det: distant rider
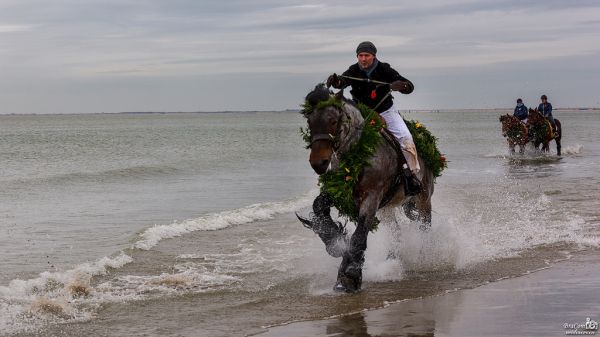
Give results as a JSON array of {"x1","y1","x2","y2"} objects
[
  {"x1": 538, "y1": 94, "x2": 557, "y2": 135},
  {"x1": 513, "y1": 98, "x2": 528, "y2": 123},
  {"x1": 326, "y1": 41, "x2": 421, "y2": 196}
]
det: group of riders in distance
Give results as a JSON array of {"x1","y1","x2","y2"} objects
[{"x1": 500, "y1": 94, "x2": 562, "y2": 156}]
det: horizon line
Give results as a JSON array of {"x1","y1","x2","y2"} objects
[{"x1": 1, "y1": 107, "x2": 599, "y2": 116}]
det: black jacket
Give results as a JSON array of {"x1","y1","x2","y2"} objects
[{"x1": 339, "y1": 61, "x2": 413, "y2": 113}]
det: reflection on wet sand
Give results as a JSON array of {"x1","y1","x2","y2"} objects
[{"x1": 258, "y1": 252, "x2": 600, "y2": 337}]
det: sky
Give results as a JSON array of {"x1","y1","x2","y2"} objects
[{"x1": 1, "y1": 0, "x2": 599, "y2": 114}]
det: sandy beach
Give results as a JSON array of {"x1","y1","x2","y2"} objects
[{"x1": 257, "y1": 251, "x2": 600, "y2": 337}]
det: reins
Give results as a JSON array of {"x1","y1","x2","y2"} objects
[
  {"x1": 338, "y1": 75, "x2": 391, "y2": 86},
  {"x1": 336, "y1": 75, "x2": 393, "y2": 113}
]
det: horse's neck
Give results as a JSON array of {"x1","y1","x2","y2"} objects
[{"x1": 336, "y1": 104, "x2": 364, "y2": 154}]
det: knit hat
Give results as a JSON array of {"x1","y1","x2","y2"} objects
[{"x1": 356, "y1": 41, "x2": 377, "y2": 56}]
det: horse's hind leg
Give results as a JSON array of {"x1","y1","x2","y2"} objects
[
  {"x1": 556, "y1": 139, "x2": 561, "y2": 156},
  {"x1": 409, "y1": 175, "x2": 433, "y2": 230},
  {"x1": 402, "y1": 199, "x2": 419, "y2": 222}
]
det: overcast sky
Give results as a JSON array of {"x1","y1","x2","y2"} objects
[{"x1": 1, "y1": 0, "x2": 599, "y2": 114}]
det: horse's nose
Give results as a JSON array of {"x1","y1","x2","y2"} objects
[{"x1": 310, "y1": 159, "x2": 330, "y2": 175}]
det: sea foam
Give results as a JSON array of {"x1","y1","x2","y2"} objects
[{"x1": 133, "y1": 189, "x2": 318, "y2": 250}]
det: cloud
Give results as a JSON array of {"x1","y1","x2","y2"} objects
[
  {"x1": 1, "y1": 0, "x2": 599, "y2": 113},
  {"x1": 0, "y1": 24, "x2": 32, "y2": 33}
]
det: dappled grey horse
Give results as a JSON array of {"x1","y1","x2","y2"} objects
[{"x1": 298, "y1": 85, "x2": 434, "y2": 292}]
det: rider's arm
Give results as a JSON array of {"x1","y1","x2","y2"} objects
[{"x1": 384, "y1": 64, "x2": 414, "y2": 94}]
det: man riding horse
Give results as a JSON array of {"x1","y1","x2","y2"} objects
[
  {"x1": 326, "y1": 41, "x2": 422, "y2": 196},
  {"x1": 537, "y1": 94, "x2": 557, "y2": 137}
]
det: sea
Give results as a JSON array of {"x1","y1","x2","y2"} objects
[{"x1": 0, "y1": 109, "x2": 598, "y2": 336}]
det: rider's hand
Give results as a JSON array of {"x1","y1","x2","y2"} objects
[
  {"x1": 326, "y1": 73, "x2": 341, "y2": 88},
  {"x1": 391, "y1": 80, "x2": 413, "y2": 94}
]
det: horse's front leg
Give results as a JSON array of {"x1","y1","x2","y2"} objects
[{"x1": 334, "y1": 196, "x2": 379, "y2": 293}]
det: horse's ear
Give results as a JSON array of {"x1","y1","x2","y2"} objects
[{"x1": 334, "y1": 88, "x2": 345, "y2": 100}]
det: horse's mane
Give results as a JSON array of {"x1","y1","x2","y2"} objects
[{"x1": 304, "y1": 84, "x2": 356, "y2": 113}]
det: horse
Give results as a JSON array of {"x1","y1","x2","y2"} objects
[
  {"x1": 298, "y1": 85, "x2": 435, "y2": 293},
  {"x1": 499, "y1": 114, "x2": 528, "y2": 154},
  {"x1": 527, "y1": 108, "x2": 562, "y2": 156}
]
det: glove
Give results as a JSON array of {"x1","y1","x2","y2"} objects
[
  {"x1": 326, "y1": 73, "x2": 341, "y2": 88},
  {"x1": 390, "y1": 80, "x2": 410, "y2": 93}
]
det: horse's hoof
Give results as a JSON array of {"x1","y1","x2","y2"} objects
[
  {"x1": 333, "y1": 280, "x2": 360, "y2": 293},
  {"x1": 334, "y1": 263, "x2": 362, "y2": 293}
]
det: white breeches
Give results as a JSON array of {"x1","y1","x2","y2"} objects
[{"x1": 379, "y1": 104, "x2": 420, "y2": 173}]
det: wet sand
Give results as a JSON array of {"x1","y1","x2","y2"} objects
[{"x1": 257, "y1": 251, "x2": 600, "y2": 337}]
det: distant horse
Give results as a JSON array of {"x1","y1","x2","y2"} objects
[
  {"x1": 499, "y1": 114, "x2": 528, "y2": 154},
  {"x1": 298, "y1": 85, "x2": 434, "y2": 293},
  {"x1": 527, "y1": 108, "x2": 562, "y2": 156}
]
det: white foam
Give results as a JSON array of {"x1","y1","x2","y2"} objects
[
  {"x1": 562, "y1": 144, "x2": 583, "y2": 155},
  {"x1": 0, "y1": 252, "x2": 132, "y2": 334},
  {"x1": 133, "y1": 189, "x2": 318, "y2": 250},
  {"x1": 362, "y1": 191, "x2": 600, "y2": 282},
  {"x1": 95, "y1": 266, "x2": 241, "y2": 300}
]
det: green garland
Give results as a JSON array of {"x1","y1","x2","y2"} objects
[
  {"x1": 529, "y1": 120, "x2": 549, "y2": 141},
  {"x1": 300, "y1": 99, "x2": 446, "y2": 230},
  {"x1": 506, "y1": 125, "x2": 526, "y2": 141},
  {"x1": 404, "y1": 119, "x2": 447, "y2": 178},
  {"x1": 319, "y1": 102, "x2": 384, "y2": 230}
]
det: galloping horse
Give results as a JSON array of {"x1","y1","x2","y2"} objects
[
  {"x1": 298, "y1": 85, "x2": 435, "y2": 292},
  {"x1": 527, "y1": 108, "x2": 562, "y2": 156},
  {"x1": 499, "y1": 114, "x2": 528, "y2": 154}
]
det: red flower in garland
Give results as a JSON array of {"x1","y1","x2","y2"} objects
[
  {"x1": 440, "y1": 156, "x2": 446, "y2": 162},
  {"x1": 345, "y1": 175, "x2": 352, "y2": 182},
  {"x1": 369, "y1": 119, "x2": 377, "y2": 126}
]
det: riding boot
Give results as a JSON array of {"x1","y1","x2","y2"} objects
[
  {"x1": 397, "y1": 150, "x2": 422, "y2": 196},
  {"x1": 401, "y1": 164, "x2": 422, "y2": 196}
]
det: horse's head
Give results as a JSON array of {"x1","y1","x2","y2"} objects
[
  {"x1": 528, "y1": 108, "x2": 543, "y2": 124},
  {"x1": 499, "y1": 114, "x2": 515, "y2": 136},
  {"x1": 303, "y1": 85, "x2": 348, "y2": 175}
]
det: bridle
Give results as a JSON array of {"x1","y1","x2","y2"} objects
[{"x1": 309, "y1": 105, "x2": 347, "y2": 151}]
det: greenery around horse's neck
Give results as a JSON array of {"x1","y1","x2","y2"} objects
[
  {"x1": 505, "y1": 119, "x2": 526, "y2": 141},
  {"x1": 299, "y1": 98, "x2": 446, "y2": 231},
  {"x1": 529, "y1": 117, "x2": 550, "y2": 141}
]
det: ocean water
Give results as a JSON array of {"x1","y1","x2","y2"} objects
[{"x1": 0, "y1": 109, "x2": 598, "y2": 336}]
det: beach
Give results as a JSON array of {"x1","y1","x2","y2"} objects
[
  {"x1": 1, "y1": 109, "x2": 599, "y2": 336},
  {"x1": 258, "y1": 251, "x2": 600, "y2": 337}
]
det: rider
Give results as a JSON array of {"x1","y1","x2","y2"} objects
[
  {"x1": 326, "y1": 41, "x2": 422, "y2": 196},
  {"x1": 538, "y1": 94, "x2": 556, "y2": 135},
  {"x1": 513, "y1": 98, "x2": 528, "y2": 123}
]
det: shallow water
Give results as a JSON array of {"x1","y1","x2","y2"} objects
[{"x1": 1, "y1": 109, "x2": 599, "y2": 336}]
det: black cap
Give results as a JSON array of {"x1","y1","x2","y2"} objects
[
  {"x1": 356, "y1": 41, "x2": 377, "y2": 56},
  {"x1": 541, "y1": 94, "x2": 547, "y2": 100},
  {"x1": 517, "y1": 98, "x2": 523, "y2": 103}
]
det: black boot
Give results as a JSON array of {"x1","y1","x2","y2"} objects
[{"x1": 401, "y1": 163, "x2": 422, "y2": 196}]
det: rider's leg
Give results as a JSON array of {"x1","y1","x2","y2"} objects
[
  {"x1": 547, "y1": 116, "x2": 557, "y2": 135},
  {"x1": 379, "y1": 106, "x2": 422, "y2": 196},
  {"x1": 401, "y1": 139, "x2": 420, "y2": 174}
]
